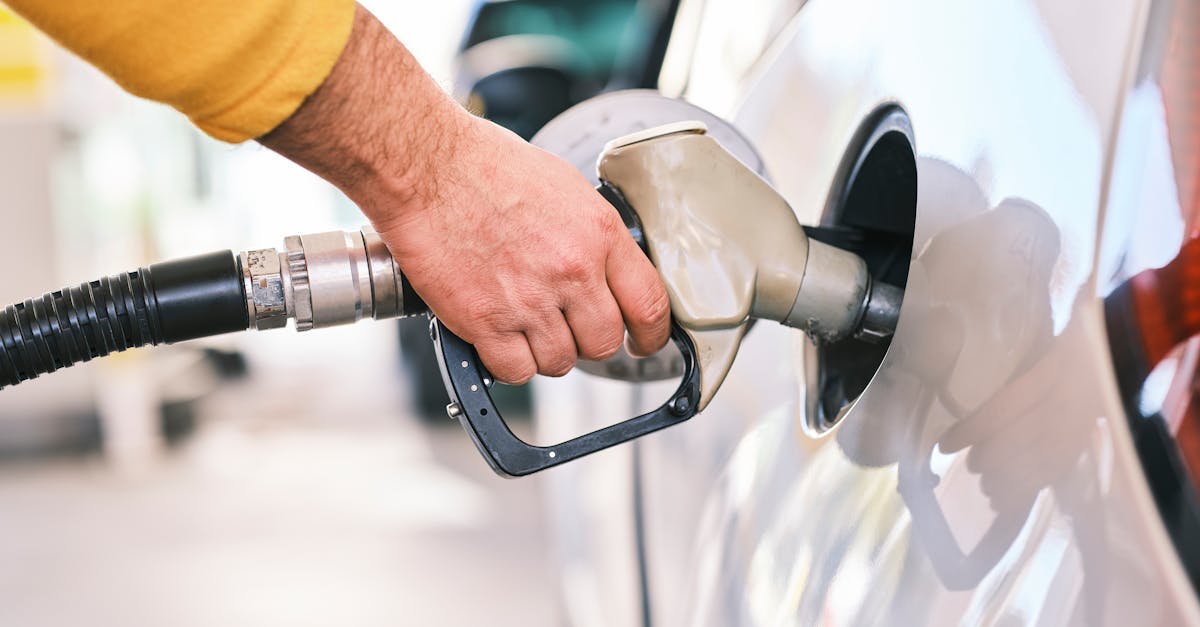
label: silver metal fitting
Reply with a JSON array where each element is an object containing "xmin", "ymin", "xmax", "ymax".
[
  {"xmin": 781, "ymin": 239, "xmax": 903, "ymax": 343},
  {"xmin": 361, "ymin": 226, "xmax": 402, "ymax": 320},
  {"xmin": 783, "ymin": 239, "xmax": 872, "ymax": 343},
  {"xmin": 855, "ymin": 281, "xmax": 904, "ymax": 342},
  {"xmin": 241, "ymin": 249, "xmax": 287, "ymax": 330},
  {"xmin": 240, "ymin": 226, "xmax": 417, "ymax": 332},
  {"xmin": 283, "ymin": 236, "xmax": 312, "ymax": 330}
]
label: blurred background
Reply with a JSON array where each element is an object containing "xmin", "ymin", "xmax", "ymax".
[{"xmin": 0, "ymin": 2, "xmax": 578, "ymax": 625}]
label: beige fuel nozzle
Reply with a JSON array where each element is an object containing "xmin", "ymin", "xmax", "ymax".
[{"xmin": 598, "ymin": 122, "xmax": 899, "ymax": 410}]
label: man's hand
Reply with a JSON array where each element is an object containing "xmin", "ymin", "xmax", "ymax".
[
  {"xmin": 375, "ymin": 117, "xmax": 671, "ymax": 383},
  {"xmin": 261, "ymin": 4, "xmax": 670, "ymax": 383}
]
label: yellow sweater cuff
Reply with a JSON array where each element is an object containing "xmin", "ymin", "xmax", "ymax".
[
  {"xmin": 5, "ymin": 0, "xmax": 357, "ymax": 143},
  {"xmin": 192, "ymin": 0, "xmax": 355, "ymax": 142}
]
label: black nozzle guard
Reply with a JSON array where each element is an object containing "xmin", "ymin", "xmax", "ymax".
[{"xmin": 432, "ymin": 318, "xmax": 700, "ymax": 477}]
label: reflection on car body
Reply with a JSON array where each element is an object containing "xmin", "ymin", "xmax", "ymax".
[{"xmin": 527, "ymin": 0, "xmax": 1200, "ymax": 625}]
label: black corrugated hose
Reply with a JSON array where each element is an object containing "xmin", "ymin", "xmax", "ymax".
[{"xmin": 0, "ymin": 250, "xmax": 249, "ymax": 389}]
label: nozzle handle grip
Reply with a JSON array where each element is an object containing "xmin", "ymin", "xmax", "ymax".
[{"xmin": 432, "ymin": 318, "xmax": 700, "ymax": 477}]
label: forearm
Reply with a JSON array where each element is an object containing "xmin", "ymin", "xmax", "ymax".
[{"xmin": 260, "ymin": 5, "xmax": 469, "ymax": 225}]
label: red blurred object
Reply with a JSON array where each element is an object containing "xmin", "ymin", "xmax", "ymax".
[
  {"xmin": 1130, "ymin": 0, "xmax": 1200, "ymax": 487},
  {"xmin": 1163, "ymin": 0, "xmax": 1197, "ymax": 237},
  {"xmin": 1132, "ymin": 239, "xmax": 1200, "ymax": 368}
]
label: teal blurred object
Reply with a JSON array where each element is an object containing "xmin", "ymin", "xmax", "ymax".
[
  {"xmin": 462, "ymin": 0, "xmax": 639, "ymax": 73},
  {"xmin": 454, "ymin": 0, "xmax": 679, "ymax": 138}
]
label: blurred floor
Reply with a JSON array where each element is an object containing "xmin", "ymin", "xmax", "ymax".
[{"xmin": 0, "ymin": 327, "xmax": 560, "ymax": 627}]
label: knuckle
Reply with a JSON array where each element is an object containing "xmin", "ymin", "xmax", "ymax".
[
  {"xmin": 555, "ymin": 253, "xmax": 591, "ymax": 285},
  {"xmin": 596, "ymin": 210, "xmax": 623, "ymax": 242},
  {"xmin": 476, "ymin": 341, "xmax": 535, "ymax": 386},
  {"xmin": 495, "ymin": 358, "xmax": 536, "ymax": 385},
  {"xmin": 508, "ymin": 366, "xmax": 536, "ymax": 385},
  {"xmin": 580, "ymin": 328, "xmax": 624, "ymax": 361},
  {"xmin": 538, "ymin": 342, "xmax": 577, "ymax": 377},
  {"xmin": 630, "ymin": 285, "xmax": 671, "ymax": 330},
  {"xmin": 471, "ymin": 303, "xmax": 520, "ymax": 338},
  {"xmin": 540, "ymin": 355, "xmax": 576, "ymax": 378},
  {"xmin": 588, "ymin": 340, "xmax": 623, "ymax": 362}
]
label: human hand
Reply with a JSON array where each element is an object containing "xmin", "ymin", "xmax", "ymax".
[
  {"xmin": 372, "ymin": 114, "xmax": 671, "ymax": 383},
  {"xmin": 261, "ymin": 5, "xmax": 669, "ymax": 383}
]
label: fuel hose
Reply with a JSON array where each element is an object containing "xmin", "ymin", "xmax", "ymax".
[
  {"xmin": 0, "ymin": 251, "xmax": 247, "ymax": 389},
  {"xmin": 0, "ymin": 226, "xmax": 428, "ymax": 390}
]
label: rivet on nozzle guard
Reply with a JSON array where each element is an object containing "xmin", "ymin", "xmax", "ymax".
[{"xmin": 597, "ymin": 121, "xmax": 903, "ymax": 411}]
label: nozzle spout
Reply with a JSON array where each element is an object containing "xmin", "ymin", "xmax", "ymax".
[
  {"xmin": 597, "ymin": 122, "xmax": 901, "ymax": 410},
  {"xmin": 858, "ymin": 281, "xmax": 904, "ymax": 342}
]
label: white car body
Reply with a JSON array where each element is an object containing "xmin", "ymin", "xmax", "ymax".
[{"xmin": 534, "ymin": 0, "xmax": 1200, "ymax": 625}]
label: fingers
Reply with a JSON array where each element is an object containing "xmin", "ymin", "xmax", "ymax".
[
  {"xmin": 478, "ymin": 290, "xmax": 634, "ymax": 382},
  {"xmin": 564, "ymin": 289, "xmax": 625, "ymax": 362},
  {"xmin": 466, "ymin": 320, "xmax": 577, "ymax": 384},
  {"xmin": 474, "ymin": 332, "xmax": 537, "ymax": 385},
  {"xmin": 606, "ymin": 236, "xmax": 671, "ymax": 357},
  {"xmin": 525, "ymin": 313, "xmax": 578, "ymax": 377},
  {"xmin": 475, "ymin": 291, "xmax": 622, "ymax": 383}
]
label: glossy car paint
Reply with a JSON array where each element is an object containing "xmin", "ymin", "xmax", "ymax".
[{"xmin": 534, "ymin": 0, "xmax": 1200, "ymax": 625}]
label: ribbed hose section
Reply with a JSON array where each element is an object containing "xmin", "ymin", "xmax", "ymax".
[
  {"xmin": 0, "ymin": 250, "xmax": 249, "ymax": 390},
  {"xmin": 0, "ymin": 270, "xmax": 162, "ymax": 389}
]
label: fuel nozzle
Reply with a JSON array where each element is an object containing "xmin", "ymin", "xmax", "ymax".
[{"xmin": 597, "ymin": 121, "xmax": 903, "ymax": 410}]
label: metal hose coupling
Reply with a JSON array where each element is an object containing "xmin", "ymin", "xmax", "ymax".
[{"xmin": 240, "ymin": 226, "xmax": 428, "ymax": 332}]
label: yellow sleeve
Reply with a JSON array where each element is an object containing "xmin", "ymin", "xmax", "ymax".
[{"xmin": 4, "ymin": 0, "xmax": 356, "ymax": 142}]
